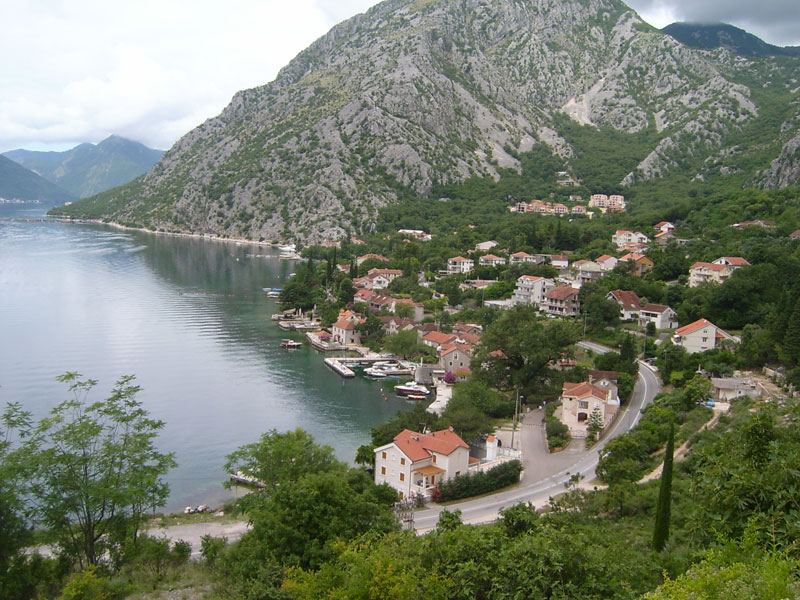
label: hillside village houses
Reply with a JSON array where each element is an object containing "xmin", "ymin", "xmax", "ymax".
[
  {"xmin": 479, "ymin": 253, "xmax": 507, "ymax": 267},
  {"xmin": 544, "ymin": 286, "xmax": 581, "ymax": 317},
  {"xmin": 595, "ymin": 254, "xmax": 618, "ymax": 271},
  {"xmin": 791, "ymin": 229, "xmax": 800, "ymax": 240},
  {"xmin": 606, "ymin": 290, "xmax": 678, "ymax": 329},
  {"xmin": 358, "ymin": 267, "xmax": 404, "ymax": 290},
  {"xmin": 509, "ymin": 251, "xmax": 539, "ymax": 264},
  {"xmin": 331, "ymin": 310, "xmax": 364, "ymax": 346},
  {"xmin": 397, "ymin": 229, "xmax": 432, "ymax": 241},
  {"xmin": 558, "ymin": 376, "xmax": 620, "ymax": 438},
  {"xmin": 688, "ymin": 257, "xmax": 750, "ymax": 287},
  {"xmin": 353, "ymin": 289, "xmax": 424, "ymax": 322},
  {"xmin": 612, "ymin": 229, "xmax": 650, "ymax": 249},
  {"xmin": 588, "ymin": 193, "xmax": 626, "ymax": 212},
  {"xmin": 511, "ymin": 275, "xmax": 556, "ymax": 308},
  {"xmin": 447, "ymin": 256, "xmax": 474, "ymax": 275},
  {"xmin": 619, "ymin": 252, "xmax": 654, "ymax": 276},
  {"xmin": 475, "ymin": 240, "xmax": 499, "ymax": 251},
  {"xmin": 374, "ymin": 428, "xmax": 471, "ymax": 500},
  {"xmin": 672, "ymin": 318, "xmax": 739, "ymax": 354},
  {"xmin": 570, "ymin": 259, "xmax": 604, "ymax": 285},
  {"xmin": 549, "ymin": 254, "xmax": 569, "ymax": 269}
]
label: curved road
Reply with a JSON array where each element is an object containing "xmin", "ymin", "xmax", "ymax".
[{"xmin": 413, "ymin": 344, "xmax": 661, "ymax": 531}]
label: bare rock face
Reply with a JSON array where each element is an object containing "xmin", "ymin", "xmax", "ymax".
[{"xmin": 65, "ymin": 0, "xmax": 800, "ymax": 243}]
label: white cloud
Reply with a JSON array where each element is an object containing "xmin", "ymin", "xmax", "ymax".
[{"xmin": 0, "ymin": 0, "xmax": 797, "ymax": 154}]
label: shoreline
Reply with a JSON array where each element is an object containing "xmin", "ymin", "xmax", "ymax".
[{"xmin": 53, "ymin": 216, "xmax": 291, "ymax": 250}]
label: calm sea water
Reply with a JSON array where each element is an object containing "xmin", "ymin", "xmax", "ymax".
[{"xmin": 0, "ymin": 205, "xmax": 411, "ymax": 512}]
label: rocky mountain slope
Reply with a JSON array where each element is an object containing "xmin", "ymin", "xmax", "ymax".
[
  {"xmin": 0, "ymin": 155, "xmax": 76, "ymax": 205},
  {"xmin": 5, "ymin": 135, "xmax": 163, "ymax": 198},
  {"xmin": 57, "ymin": 0, "xmax": 800, "ymax": 243}
]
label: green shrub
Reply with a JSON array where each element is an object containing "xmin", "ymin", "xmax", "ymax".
[{"xmin": 433, "ymin": 460, "xmax": 522, "ymax": 501}]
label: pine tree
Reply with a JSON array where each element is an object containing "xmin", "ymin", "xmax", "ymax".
[
  {"xmin": 653, "ymin": 422, "xmax": 675, "ymax": 551},
  {"xmin": 586, "ymin": 405, "xmax": 604, "ymax": 440}
]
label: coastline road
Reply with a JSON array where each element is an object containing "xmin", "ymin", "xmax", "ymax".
[{"xmin": 412, "ymin": 347, "xmax": 661, "ymax": 532}]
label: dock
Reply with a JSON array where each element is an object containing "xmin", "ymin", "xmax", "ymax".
[{"xmin": 324, "ymin": 358, "xmax": 356, "ymax": 378}]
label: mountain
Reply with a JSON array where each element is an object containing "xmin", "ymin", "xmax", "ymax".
[
  {"xmin": 662, "ymin": 22, "xmax": 800, "ymax": 57},
  {"xmin": 55, "ymin": 0, "xmax": 800, "ymax": 243},
  {"xmin": 0, "ymin": 155, "xmax": 76, "ymax": 205},
  {"xmin": 5, "ymin": 135, "xmax": 163, "ymax": 198}
]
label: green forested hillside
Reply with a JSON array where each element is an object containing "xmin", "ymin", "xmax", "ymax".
[{"xmin": 0, "ymin": 155, "xmax": 76, "ymax": 205}]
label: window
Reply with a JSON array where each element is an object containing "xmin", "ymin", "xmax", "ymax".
[
  {"xmin": 400, "ymin": 473, "xmax": 405, "ymax": 481},
  {"xmin": 400, "ymin": 457, "xmax": 405, "ymax": 465},
  {"xmin": 578, "ymin": 400, "xmax": 589, "ymax": 409},
  {"xmin": 430, "ymin": 475, "xmax": 435, "ymax": 485},
  {"xmin": 380, "ymin": 466, "xmax": 386, "ymax": 475},
  {"xmin": 381, "ymin": 451, "xmax": 387, "ymax": 459},
  {"xmin": 432, "ymin": 455, "xmax": 437, "ymax": 463}
]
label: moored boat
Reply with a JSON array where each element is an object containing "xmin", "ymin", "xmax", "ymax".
[
  {"xmin": 394, "ymin": 383, "xmax": 430, "ymax": 396},
  {"xmin": 280, "ymin": 339, "xmax": 302, "ymax": 348}
]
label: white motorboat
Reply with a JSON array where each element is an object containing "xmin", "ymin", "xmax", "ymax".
[{"xmin": 394, "ymin": 383, "xmax": 430, "ymax": 396}]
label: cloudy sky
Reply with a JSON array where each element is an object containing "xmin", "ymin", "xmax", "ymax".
[{"xmin": 1, "ymin": 0, "xmax": 798, "ymax": 154}]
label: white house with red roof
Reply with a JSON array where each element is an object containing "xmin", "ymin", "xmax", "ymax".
[
  {"xmin": 422, "ymin": 330, "xmax": 456, "ymax": 350},
  {"xmin": 653, "ymin": 221, "xmax": 676, "ymax": 233},
  {"xmin": 672, "ymin": 318, "xmax": 738, "ymax": 354},
  {"xmin": 331, "ymin": 310, "xmax": 364, "ymax": 345},
  {"xmin": 595, "ymin": 254, "xmax": 618, "ymax": 271},
  {"xmin": 440, "ymin": 343, "xmax": 472, "ymax": 375},
  {"xmin": 688, "ymin": 257, "xmax": 749, "ymax": 287},
  {"xmin": 512, "ymin": 275, "xmax": 555, "ymax": 307},
  {"xmin": 791, "ymin": 230, "xmax": 800, "ymax": 240},
  {"xmin": 374, "ymin": 428, "xmax": 471, "ymax": 500},
  {"xmin": 607, "ymin": 289, "xmax": 642, "ymax": 320},
  {"xmin": 559, "ymin": 381, "xmax": 620, "ymax": 438},
  {"xmin": 365, "ymin": 268, "xmax": 404, "ymax": 290},
  {"xmin": 549, "ymin": 254, "xmax": 569, "ymax": 269},
  {"xmin": 447, "ymin": 256, "xmax": 475, "ymax": 275},
  {"xmin": 479, "ymin": 253, "xmax": 507, "ymax": 267},
  {"xmin": 509, "ymin": 251, "xmax": 537, "ymax": 264},
  {"xmin": 612, "ymin": 230, "xmax": 649, "ymax": 248},
  {"xmin": 475, "ymin": 240, "xmax": 499, "ymax": 251}
]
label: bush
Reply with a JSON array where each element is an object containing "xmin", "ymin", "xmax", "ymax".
[
  {"xmin": 546, "ymin": 417, "xmax": 570, "ymax": 450},
  {"xmin": 434, "ymin": 460, "xmax": 522, "ymax": 501},
  {"xmin": 200, "ymin": 535, "xmax": 228, "ymax": 568}
]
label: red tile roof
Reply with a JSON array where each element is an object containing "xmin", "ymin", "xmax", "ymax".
[
  {"xmin": 546, "ymin": 286, "xmax": 579, "ymax": 300},
  {"xmin": 423, "ymin": 331, "xmax": 456, "ymax": 345},
  {"xmin": 690, "ymin": 262, "xmax": 726, "ymax": 272},
  {"xmin": 675, "ymin": 318, "xmax": 714, "ymax": 336},
  {"xmin": 719, "ymin": 257, "xmax": 750, "ymax": 266},
  {"xmin": 393, "ymin": 428, "xmax": 470, "ymax": 461},
  {"xmin": 609, "ymin": 289, "xmax": 641, "ymax": 311},
  {"xmin": 562, "ymin": 381, "xmax": 609, "ymax": 401}
]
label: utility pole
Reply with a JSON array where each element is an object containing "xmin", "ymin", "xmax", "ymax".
[{"xmin": 511, "ymin": 388, "xmax": 519, "ymax": 449}]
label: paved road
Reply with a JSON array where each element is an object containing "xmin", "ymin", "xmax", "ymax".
[{"xmin": 413, "ymin": 349, "xmax": 660, "ymax": 532}]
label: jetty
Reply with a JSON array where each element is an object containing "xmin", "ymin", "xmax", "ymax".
[{"xmin": 324, "ymin": 358, "xmax": 356, "ymax": 378}]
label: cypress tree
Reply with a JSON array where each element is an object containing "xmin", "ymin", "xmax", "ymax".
[{"xmin": 653, "ymin": 422, "xmax": 675, "ymax": 551}]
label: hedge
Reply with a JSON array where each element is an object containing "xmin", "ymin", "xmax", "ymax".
[{"xmin": 432, "ymin": 460, "xmax": 523, "ymax": 502}]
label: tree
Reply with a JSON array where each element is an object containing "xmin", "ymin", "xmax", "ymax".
[
  {"xmin": 437, "ymin": 509, "xmax": 463, "ymax": 531},
  {"xmin": 652, "ymin": 422, "xmax": 674, "ymax": 551},
  {"xmin": 18, "ymin": 373, "xmax": 176, "ymax": 567},
  {"xmin": 244, "ymin": 471, "xmax": 398, "ymax": 570},
  {"xmin": 383, "ymin": 329, "xmax": 423, "ymax": 358},
  {"xmin": 224, "ymin": 428, "xmax": 345, "ymax": 495},
  {"xmin": 473, "ymin": 306, "xmax": 580, "ymax": 393},
  {"xmin": 586, "ymin": 406, "xmax": 604, "ymax": 441},
  {"xmin": 1, "ymin": 403, "xmax": 33, "ymax": 595},
  {"xmin": 681, "ymin": 375, "xmax": 713, "ymax": 410},
  {"xmin": 780, "ymin": 299, "xmax": 800, "ymax": 365}
]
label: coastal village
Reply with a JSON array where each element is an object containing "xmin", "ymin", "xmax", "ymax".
[{"xmin": 270, "ymin": 191, "xmax": 786, "ymax": 502}]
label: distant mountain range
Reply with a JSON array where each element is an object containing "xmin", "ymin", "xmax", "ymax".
[
  {"xmin": 662, "ymin": 22, "xmax": 800, "ymax": 57},
  {"xmin": 0, "ymin": 155, "xmax": 76, "ymax": 205},
  {"xmin": 4, "ymin": 135, "xmax": 163, "ymax": 199}
]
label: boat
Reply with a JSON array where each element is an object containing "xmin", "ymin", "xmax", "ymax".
[
  {"xmin": 394, "ymin": 383, "xmax": 430, "ymax": 396},
  {"xmin": 266, "ymin": 291, "xmax": 280, "ymax": 298},
  {"xmin": 277, "ymin": 243, "xmax": 296, "ymax": 253},
  {"xmin": 364, "ymin": 367, "xmax": 389, "ymax": 377},
  {"xmin": 280, "ymin": 339, "xmax": 302, "ymax": 348},
  {"xmin": 406, "ymin": 394, "xmax": 428, "ymax": 401}
]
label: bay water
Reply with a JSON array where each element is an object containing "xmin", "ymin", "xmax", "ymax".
[{"xmin": 0, "ymin": 205, "xmax": 411, "ymax": 512}]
